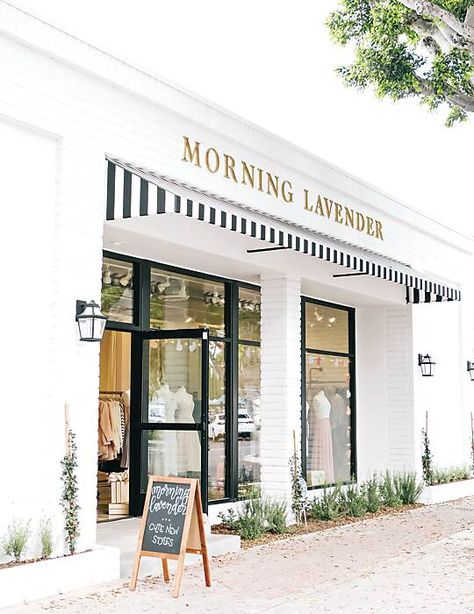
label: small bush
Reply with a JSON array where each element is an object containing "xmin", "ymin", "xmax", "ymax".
[
  {"xmin": 361, "ymin": 476, "xmax": 383, "ymax": 513},
  {"xmin": 309, "ymin": 484, "xmax": 344, "ymax": 521},
  {"xmin": 341, "ymin": 482, "xmax": 367, "ymax": 517},
  {"xmin": 39, "ymin": 518, "xmax": 53, "ymax": 559},
  {"xmin": 432, "ymin": 465, "xmax": 472, "ymax": 485},
  {"xmin": 264, "ymin": 499, "xmax": 288, "ymax": 534},
  {"xmin": 393, "ymin": 472, "xmax": 423, "ymax": 505},
  {"xmin": 3, "ymin": 520, "xmax": 30, "ymax": 562},
  {"xmin": 379, "ymin": 472, "xmax": 402, "ymax": 508},
  {"xmin": 218, "ymin": 490, "xmax": 266, "ymax": 540}
]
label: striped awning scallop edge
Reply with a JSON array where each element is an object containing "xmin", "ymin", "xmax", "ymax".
[{"xmin": 105, "ymin": 157, "xmax": 461, "ymax": 304}]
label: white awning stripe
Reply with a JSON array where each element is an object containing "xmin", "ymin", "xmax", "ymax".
[{"xmin": 105, "ymin": 159, "xmax": 461, "ymax": 303}]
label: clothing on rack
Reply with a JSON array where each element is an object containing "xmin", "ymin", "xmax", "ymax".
[{"xmin": 98, "ymin": 392, "xmax": 129, "ymax": 463}]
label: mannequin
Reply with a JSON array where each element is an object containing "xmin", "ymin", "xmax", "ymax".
[
  {"xmin": 308, "ymin": 389, "xmax": 334, "ymax": 485},
  {"xmin": 330, "ymin": 387, "xmax": 350, "ymax": 482},
  {"xmin": 174, "ymin": 386, "xmax": 201, "ymax": 475}
]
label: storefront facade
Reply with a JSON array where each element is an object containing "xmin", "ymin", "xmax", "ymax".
[{"xmin": 1, "ymin": 2, "xmax": 473, "ymax": 596}]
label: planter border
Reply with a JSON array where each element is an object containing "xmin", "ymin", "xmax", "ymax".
[
  {"xmin": 418, "ymin": 478, "xmax": 474, "ymax": 505},
  {"xmin": 0, "ymin": 545, "xmax": 120, "ymax": 610}
]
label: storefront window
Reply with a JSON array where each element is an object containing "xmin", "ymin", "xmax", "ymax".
[
  {"xmin": 238, "ymin": 344, "xmax": 261, "ymax": 497},
  {"xmin": 239, "ymin": 288, "xmax": 261, "ymax": 342},
  {"xmin": 208, "ymin": 341, "xmax": 226, "ymax": 501},
  {"xmin": 150, "ymin": 268, "xmax": 225, "ymax": 337},
  {"xmin": 141, "ymin": 430, "xmax": 201, "ymax": 492},
  {"xmin": 305, "ymin": 303, "xmax": 348, "ymax": 354},
  {"xmin": 101, "ymin": 257, "xmax": 134, "ymax": 323},
  {"xmin": 303, "ymin": 301, "xmax": 354, "ymax": 487},
  {"xmin": 145, "ymin": 338, "xmax": 202, "ymax": 424}
]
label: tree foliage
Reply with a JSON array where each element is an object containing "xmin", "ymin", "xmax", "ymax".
[{"xmin": 327, "ymin": 0, "xmax": 474, "ymax": 125}]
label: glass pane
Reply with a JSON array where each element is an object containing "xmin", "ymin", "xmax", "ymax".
[
  {"xmin": 145, "ymin": 338, "xmax": 202, "ymax": 423},
  {"xmin": 305, "ymin": 303, "xmax": 349, "ymax": 354},
  {"xmin": 305, "ymin": 353, "xmax": 352, "ymax": 486},
  {"xmin": 238, "ymin": 288, "xmax": 261, "ymax": 342},
  {"xmin": 208, "ymin": 342, "xmax": 226, "ymax": 501},
  {"xmin": 150, "ymin": 268, "xmax": 225, "ymax": 337},
  {"xmin": 141, "ymin": 430, "xmax": 201, "ymax": 493},
  {"xmin": 101, "ymin": 257, "xmax": 134, "ymax": 323},
  {"xmin": 238, "ymin": 345, "xmax": 261, "ymax": 498}
]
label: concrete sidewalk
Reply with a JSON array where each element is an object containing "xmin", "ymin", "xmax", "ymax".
[{"xmin": 8, "ymin": 497, "xmax": 474, "ymax": 613}]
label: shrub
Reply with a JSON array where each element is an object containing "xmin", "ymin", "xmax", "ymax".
[
  {"xmin": 393, "ymin": 472, "xmax": 423, "ymax": 505},
  {"xmin": 341, "ymin": 482, "xmax": 367, "ymax": 517},
  {"xmin": 379, "ymin": 472, "xmax": 402, "ymax": 508},
  {"xmin": 3, "ymin": 520, "xmax": 30, "ymax": 562},
  {"xmin": 39, "ymin": 518, "xmax": 53, "ymax": 559},
  {"xmin": 264, "ymin": 499, "xmax": 288, "ymax": 534},
  {"xmin": 361, "ymin": 476, "xmax": 382, "ymax": 513},
  {"xmin": 309, "ymin": 484, "xmax": 344, "ymax": 521},
  {"xmin": 218, "ymin": 490, "xmax": 266, "ymax": 540},
  {"xmin": 60, "ymin": 428, "xmax": 80, "ymax": 555},
  {"xmin": 432, "ymin": 465, "xmax": 472, "ymax": 485}
]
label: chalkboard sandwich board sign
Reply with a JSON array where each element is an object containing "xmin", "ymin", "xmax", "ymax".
[{"xmin": 130, "ymin": 476, "xmax": 211, "ymax": 598}]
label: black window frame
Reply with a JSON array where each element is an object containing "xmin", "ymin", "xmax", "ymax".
[
  {"xmin": 101, "ymin": 250, "xmax": 260, "ymax": 506},
  {"xmin": 301, "ymin": 297, "xmax": 357, "ymax": 488}
]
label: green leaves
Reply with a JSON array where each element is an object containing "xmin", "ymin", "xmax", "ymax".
[
  {"xmin": 327, "ymin": 0, "xmax": 474, "ymax": 125},
  {"xmin": 60, "ymin": 429, "xmax": 80, "ymax": 555}
]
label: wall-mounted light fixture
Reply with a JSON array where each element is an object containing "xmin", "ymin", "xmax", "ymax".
[
  {"xmin": 76, "ymin": 300, "xmax": 107, "ymax": 342},
  {"xmin": 418, "ymin": 353, "xmax": 435, "ymax": 377},
  {"xmin": 467, "ymin": 361, "xmax": 474, "ymax": 381}
]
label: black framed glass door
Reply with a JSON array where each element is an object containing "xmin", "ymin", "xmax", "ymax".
[{"xmin": 130, "ymin": 329, "xmax": 209, "ymax": 514}]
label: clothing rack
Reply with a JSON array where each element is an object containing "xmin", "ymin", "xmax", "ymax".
[{"xmin": 99, "ymin": 390, "xmax": 125, "ymax": 395}]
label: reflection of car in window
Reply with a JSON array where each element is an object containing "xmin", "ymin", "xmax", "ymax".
[
  {"xmin": 238, "ymin": 412, "xmax": 256, "ymax": 438},
  {"xmin": 208, "ymin": 413, "xmax": 225, "ymax": 440},
  {"xmin": 148, "ymin": 399, "xmax": 166, "ymax": 423}
]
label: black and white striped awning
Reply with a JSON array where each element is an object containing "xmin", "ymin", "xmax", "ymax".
[{"xmin": 105, "ymin": 157, "xmax": 461, "ymax": 304}]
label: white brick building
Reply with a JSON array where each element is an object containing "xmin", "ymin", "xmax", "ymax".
[{"xmin": 0, "ymin": 1, "xmax": 473, "ymax": 604}]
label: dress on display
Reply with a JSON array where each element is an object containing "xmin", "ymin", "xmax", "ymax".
[
  {"xmin": 308, "ymin": 390, "xmax": 334, "ymax": 484},
  {"xmin": 174, "ymin": 386, "xmax": 201, "ymax": 476}
]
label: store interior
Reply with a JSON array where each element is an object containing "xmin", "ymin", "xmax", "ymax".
[{"xmin": 97, "ymin": 330, "xmax": 131, "ymax": 522}]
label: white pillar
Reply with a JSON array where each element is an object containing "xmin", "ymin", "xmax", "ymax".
[{"xmin": 260, "ymin": 275, "xmax": 301, "ymax": 501}]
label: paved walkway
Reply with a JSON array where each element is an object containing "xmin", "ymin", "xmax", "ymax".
[{"xmin": 9, "ymin": 497, "xmax": 474, "ymax": 613}]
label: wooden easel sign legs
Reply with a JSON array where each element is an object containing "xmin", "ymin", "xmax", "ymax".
[{"xmin": 129, "ymin": 476, "xmax": 211, "ymax": 598}]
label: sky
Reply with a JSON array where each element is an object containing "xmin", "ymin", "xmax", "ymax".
[{"xmin": 7, "ymin": 0, "xmax": 473, "ymax": 235}]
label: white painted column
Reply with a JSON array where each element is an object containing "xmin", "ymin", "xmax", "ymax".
[{"xmin": 259, "ymin": 275, "xmax": 301, "ymax": 501}]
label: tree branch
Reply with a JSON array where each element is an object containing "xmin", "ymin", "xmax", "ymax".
[
  {"xmin": 419, "ymin": 77, "xmax": 474, "ymax": 111},
  {"xmin": 397, "ymin": 0, "xmax": 473, "ymax": 40}
]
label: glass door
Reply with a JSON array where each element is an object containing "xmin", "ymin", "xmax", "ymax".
[{"xmin": 131, "ymin": 329, "xmax": 209, "ymax": 514}]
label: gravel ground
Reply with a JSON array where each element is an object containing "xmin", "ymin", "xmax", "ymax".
[{"xmin": 7, "ymin": 497, "xmax": 474, "ymax": 613}]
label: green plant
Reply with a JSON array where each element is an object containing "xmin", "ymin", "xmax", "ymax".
[
  {"xmin": 289, "ymin": 452, "xmax": 307, "ymax": 524},
  {"xmin": 218, "ymin": 490, "xmax": 266, "ymax": 540},
  {"xmin": 432, "ymin": 465, "xmax": 471, "ymax": 485},
  {"xmin": 309, "ymin": 484, "xmax": 344, "ymax": 521},
  {"xmin": 264, "ymin": 499, "xmax": 288, "ymax": 534},
  {"xmin": 393, "ymin": 472, "xmax": 423, "ymax": 505},
  {"xmin": 60, "ymin": 428, "xmax": 80, "ymax": 555},
  {"xmin": 421, "ymin": 426, "xmax": 434, "ymax": 486},
  {"xmin": 361, "ymin": 476, "xmax": 382, "ymax": 513},
  {"xmin": 379, "ymin": 472, "xmax": 402, "ymax": 508},
  {"xmin": 2, "ymin": 520, "xmax": 30, "ymax": 562},
  {"xmin": 341, "ymin": 482, "xmax": 367, "ymax": 517},
  {"xmin": 39, "ymin": 518, "xmax": 53, "ymax": 559}
]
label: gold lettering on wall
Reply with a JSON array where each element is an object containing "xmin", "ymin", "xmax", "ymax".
[{"xmin": 181, "ymin": 136, "xmax": 385, "ymax": 240}]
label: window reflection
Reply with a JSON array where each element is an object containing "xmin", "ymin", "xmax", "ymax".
[
  {"xmin": 239, "ymin": 288, "xmax": 261, "ymax": 342},
  {"xmin": 150, "ymin": 268, "xmax": 225, "ymax": 336},
  {"xmin": 208, "ymin": 342, "xmax": 226, "ymax": 501},
  {"xmin": 238, "ymin": 345, "xmax": 261, "ymax": 497},
  {"xmin": 305, "ymin": 303, "xmax": 348, "ymax": 354},
  {"xmin": 101, "ymin": 258, "xmax": 134, "ymax": 323}
]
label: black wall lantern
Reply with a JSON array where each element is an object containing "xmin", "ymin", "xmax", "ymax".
[
  {"xmin": 76, "ymin": 300, "xmax": 107, "ymax": 342},
  {"xmin": 418, "ymin": 353, "xmax": 435, "ymax": 377},
  {"xmin": 467, "ymin": 361, "xmax": 474, "ymax": 381}
]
